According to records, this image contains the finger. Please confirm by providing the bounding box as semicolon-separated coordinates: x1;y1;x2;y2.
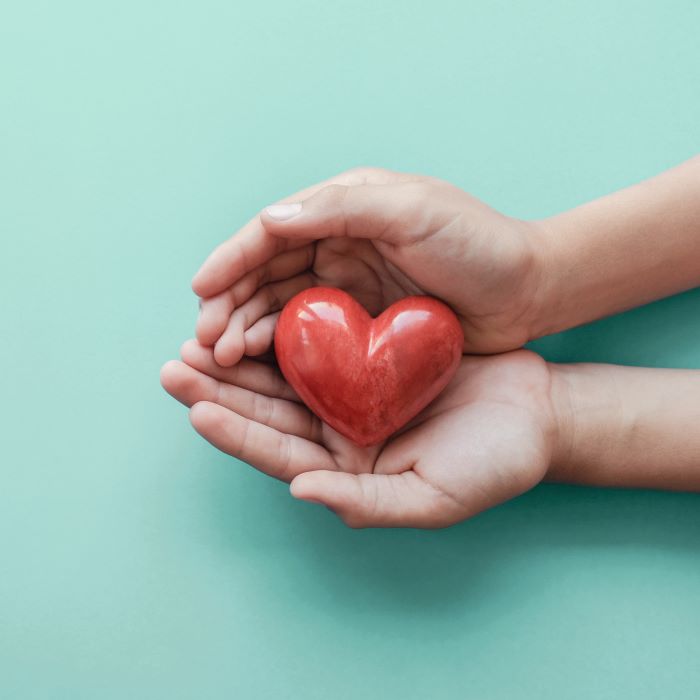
195;245;315;346
192;225;307;300
191;168;392;298
179;339;299;401
214;273;315;367
290;470;464;529
196;292;234;347
189;401;336;481
229;244;316;310
160;361;320;441
260;179;453;245
244;312;279;356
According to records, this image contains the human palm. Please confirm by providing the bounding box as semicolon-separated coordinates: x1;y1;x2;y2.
160;342;557;528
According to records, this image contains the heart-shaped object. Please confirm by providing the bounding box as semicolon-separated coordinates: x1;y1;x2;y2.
274;287;464;446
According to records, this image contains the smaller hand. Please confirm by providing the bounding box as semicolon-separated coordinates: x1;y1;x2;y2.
191;167;545;365
160;342;559;528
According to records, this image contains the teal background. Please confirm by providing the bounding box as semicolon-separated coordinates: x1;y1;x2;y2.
2;1;699;697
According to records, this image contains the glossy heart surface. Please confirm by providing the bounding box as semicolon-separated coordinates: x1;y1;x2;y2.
274;287;464;446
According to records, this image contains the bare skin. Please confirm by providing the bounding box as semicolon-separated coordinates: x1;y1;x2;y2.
161;343;556;528
191;167;543;362
161;341;700;528
160;156;700;528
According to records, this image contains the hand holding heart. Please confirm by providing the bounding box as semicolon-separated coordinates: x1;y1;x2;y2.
275;287;463;446
191;166;545;363
160;166;562;527
161;341;557;528
162;158;700;525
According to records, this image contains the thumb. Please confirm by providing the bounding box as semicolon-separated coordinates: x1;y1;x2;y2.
260;180;447;244
289;469;462;529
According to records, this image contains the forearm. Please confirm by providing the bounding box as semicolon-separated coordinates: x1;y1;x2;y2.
532;155;700;339
548;363;700;491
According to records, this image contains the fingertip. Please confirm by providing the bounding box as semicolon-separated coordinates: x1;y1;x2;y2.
189;400;219;431
179;338;200;360
262;202;303;223
289;472;314;500
191;247;222;296
259;208;309;238
213;336;244;368
243;317;276;356
289;491;324;506
290;472;374;527
198;293;237;346
290;470;344;504
289;473;336;513
195;317;217;348
161;360;213;406
191;270;209;298
192;265;228;299
180;339;217;375
243;335;267;357
159;360;182;391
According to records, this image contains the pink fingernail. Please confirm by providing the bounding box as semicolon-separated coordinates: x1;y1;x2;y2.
264;203;302;221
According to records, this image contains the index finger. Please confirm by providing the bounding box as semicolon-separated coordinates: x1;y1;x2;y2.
192;168;402;298
191;170;368;299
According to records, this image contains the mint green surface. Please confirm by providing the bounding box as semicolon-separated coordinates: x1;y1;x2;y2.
2;2;699;698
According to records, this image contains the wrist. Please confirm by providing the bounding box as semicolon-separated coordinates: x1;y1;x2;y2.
545;363;577;482
521;216;570;343
545;362;631;484
517;217;562;345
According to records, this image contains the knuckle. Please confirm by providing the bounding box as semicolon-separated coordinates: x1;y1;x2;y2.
236;417;251;455
276;434;293;480
402;179;434;201
252;391;273;424
321;182;351;204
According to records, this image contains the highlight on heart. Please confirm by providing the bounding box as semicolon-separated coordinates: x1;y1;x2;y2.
162;160;700;530
274;286;464;446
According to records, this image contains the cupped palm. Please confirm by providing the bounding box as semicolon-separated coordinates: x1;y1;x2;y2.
161;341;556;528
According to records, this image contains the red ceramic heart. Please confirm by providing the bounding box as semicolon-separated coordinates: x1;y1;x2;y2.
274;287;464;446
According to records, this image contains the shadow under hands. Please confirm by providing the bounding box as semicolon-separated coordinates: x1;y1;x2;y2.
198;458;700;620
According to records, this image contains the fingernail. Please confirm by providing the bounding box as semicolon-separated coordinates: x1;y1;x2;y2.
293;495;324;505
264;202;302;221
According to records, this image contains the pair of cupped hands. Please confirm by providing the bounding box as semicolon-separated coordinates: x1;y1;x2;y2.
161;167;564;528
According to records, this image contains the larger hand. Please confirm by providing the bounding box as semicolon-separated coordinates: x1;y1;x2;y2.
191;167;545;362
160;342;559;528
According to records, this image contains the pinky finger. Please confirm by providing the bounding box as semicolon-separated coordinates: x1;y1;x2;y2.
214;272;315;367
